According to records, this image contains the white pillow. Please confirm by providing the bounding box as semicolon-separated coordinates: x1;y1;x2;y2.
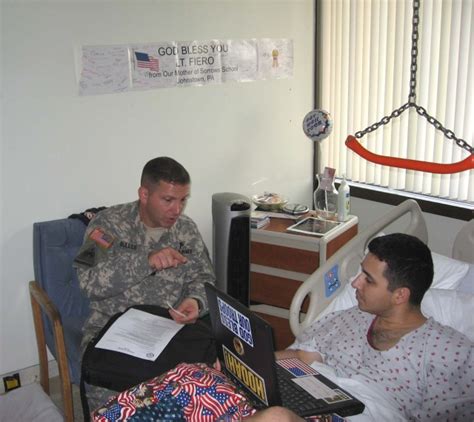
421;289;474;341
316;281;356;321
431;252;470;290
457;265;474;294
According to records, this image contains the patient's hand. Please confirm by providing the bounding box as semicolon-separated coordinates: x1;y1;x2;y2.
213;358;222;371
245;406;304;421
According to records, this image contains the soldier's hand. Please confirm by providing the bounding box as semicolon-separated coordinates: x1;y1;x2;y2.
148;247;187;271
168;297;199;324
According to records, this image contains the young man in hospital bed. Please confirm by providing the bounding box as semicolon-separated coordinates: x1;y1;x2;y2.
249;233;473;422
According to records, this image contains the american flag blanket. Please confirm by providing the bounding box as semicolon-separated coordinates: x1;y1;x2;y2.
92;362;257;421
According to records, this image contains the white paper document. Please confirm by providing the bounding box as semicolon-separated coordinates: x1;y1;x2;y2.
95;308;184;361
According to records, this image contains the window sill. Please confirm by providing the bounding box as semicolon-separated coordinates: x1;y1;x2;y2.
343;183;473;221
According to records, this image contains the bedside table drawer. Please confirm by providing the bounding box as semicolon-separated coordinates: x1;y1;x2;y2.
250;271;310;311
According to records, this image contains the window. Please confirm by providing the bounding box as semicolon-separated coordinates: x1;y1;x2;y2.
316;0;473;208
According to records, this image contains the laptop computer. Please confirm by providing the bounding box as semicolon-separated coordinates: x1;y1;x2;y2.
205;283;365;418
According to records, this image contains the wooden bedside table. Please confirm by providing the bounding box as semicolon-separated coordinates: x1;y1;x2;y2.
249;215;358;349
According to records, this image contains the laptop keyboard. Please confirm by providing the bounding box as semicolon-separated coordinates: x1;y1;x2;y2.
275;365;325;414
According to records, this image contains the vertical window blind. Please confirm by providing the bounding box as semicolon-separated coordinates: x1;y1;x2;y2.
317;0;473;205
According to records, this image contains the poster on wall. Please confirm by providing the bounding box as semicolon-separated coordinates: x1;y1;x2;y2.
257;38;293;80
131;39;258;90
78;38;293;95
78;45;131;95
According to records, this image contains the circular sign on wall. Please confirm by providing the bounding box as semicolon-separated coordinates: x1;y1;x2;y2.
302;109;333;142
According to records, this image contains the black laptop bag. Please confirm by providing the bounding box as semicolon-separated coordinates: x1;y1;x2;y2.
80;305;216;418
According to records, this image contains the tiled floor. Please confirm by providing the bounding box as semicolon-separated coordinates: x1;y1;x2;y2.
49;376;84;421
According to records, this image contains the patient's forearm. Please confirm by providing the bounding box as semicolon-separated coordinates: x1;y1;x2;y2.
275;349;323;365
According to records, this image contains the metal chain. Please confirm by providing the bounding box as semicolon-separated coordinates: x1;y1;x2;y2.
412;104;473;153
409;0;420;102
355;102;410;138
355;0;473;155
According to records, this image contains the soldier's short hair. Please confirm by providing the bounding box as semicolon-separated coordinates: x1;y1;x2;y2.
141;157;191;188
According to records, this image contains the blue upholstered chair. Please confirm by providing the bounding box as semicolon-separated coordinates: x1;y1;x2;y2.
30;218;90;421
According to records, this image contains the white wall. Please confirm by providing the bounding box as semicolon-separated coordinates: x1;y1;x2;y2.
1;0;315;375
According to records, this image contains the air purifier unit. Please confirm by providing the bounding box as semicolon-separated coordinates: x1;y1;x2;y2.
212;192;251;306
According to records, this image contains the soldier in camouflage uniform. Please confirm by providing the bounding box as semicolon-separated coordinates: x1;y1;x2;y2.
74;156;216;410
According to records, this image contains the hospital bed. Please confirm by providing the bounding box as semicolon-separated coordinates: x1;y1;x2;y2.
288;199;474;421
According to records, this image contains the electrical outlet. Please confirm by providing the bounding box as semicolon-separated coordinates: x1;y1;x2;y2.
3;373;21;392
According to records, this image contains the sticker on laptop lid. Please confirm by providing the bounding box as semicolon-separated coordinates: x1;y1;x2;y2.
217;297;254;347
89;227;115;250
233;337;245;356
222;345;268;405
292;377;352;404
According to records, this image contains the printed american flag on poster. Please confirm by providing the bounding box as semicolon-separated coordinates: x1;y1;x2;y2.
277;358;318;377
135;51;160;72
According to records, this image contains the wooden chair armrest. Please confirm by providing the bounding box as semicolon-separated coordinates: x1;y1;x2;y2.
29;280;74;422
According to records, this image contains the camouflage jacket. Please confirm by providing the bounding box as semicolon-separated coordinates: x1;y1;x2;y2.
74;201;215;348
